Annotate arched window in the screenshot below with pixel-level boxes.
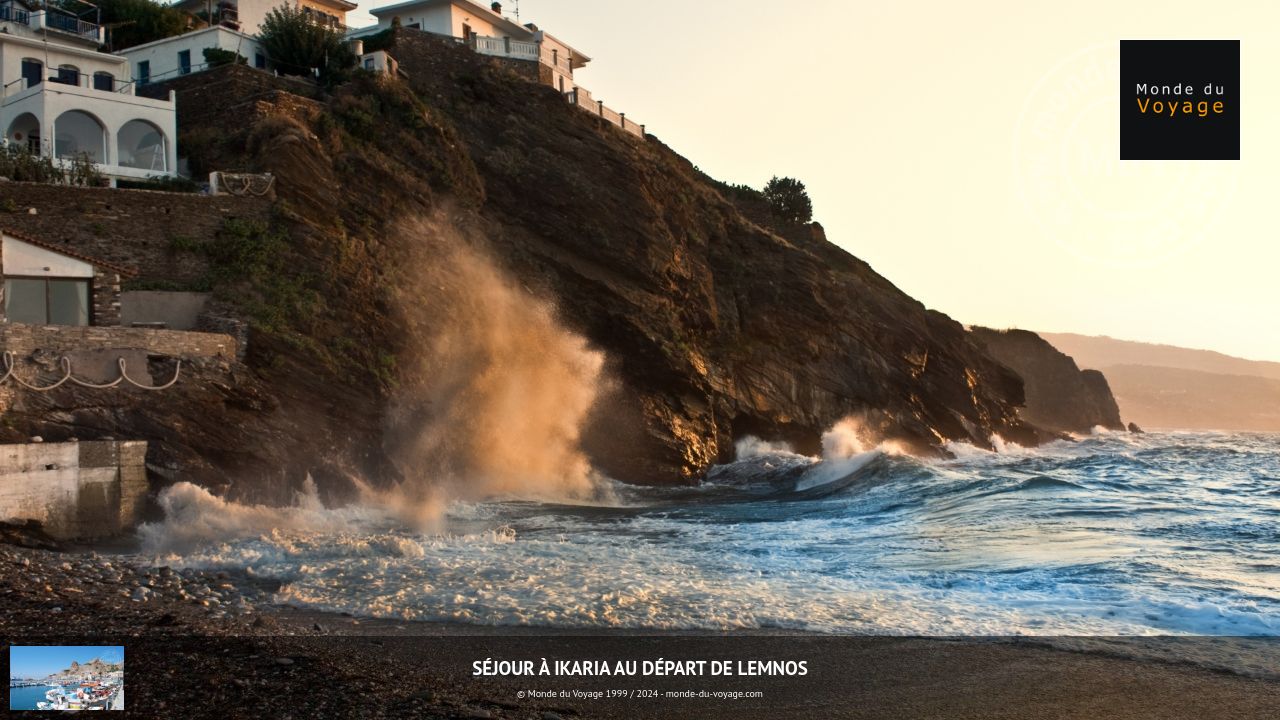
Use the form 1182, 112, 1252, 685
6, 113, 41, 154
93, 72, 114, 92
117, 120, 167, 171
54, 64, 80, 86
54, 110, 106, 163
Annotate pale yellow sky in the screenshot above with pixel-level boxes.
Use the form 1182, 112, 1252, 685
358, 1, 1279, 362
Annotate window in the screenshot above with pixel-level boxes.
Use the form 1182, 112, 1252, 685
20, 59, 42, 88
93, 72, 114, 91
364, 57, 375, 70
4, 278, 90, 326
178, 50, 191, 75
54, 65, 79, 86
254, 53, 266, 69
137, 60, 150, 85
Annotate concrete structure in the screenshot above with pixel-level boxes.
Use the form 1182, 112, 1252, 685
0, 1, 179, 182
359, 48, 398, 75
119, 25, 267, 86
170, 0, 359, 35
0, 440, 147, 539
1, 229, 135, 327
120, 291, 211, 330
362, 0, 590, 94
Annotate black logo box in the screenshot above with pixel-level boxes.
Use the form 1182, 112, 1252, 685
1120, 40, 1239, 160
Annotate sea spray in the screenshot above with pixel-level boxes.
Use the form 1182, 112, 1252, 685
383, 217, 609, 523
142, 215, 612, 549
138, 477, 389, 555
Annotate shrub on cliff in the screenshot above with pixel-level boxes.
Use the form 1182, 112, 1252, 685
203, 47, 247, 68
762, 176, 814, 225
0, 144, 102, 186
259, 6, 356, 84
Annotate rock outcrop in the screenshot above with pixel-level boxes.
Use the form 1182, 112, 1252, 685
2, 35, 1072, 497
969, 327, 1124, 434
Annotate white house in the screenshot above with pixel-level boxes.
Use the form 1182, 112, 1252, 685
0, 0, 179, 181
169, 0, 358, 35
363, 0, 590, 94
0, 228, 134, 327
120, 25, 267, 85
115, 0, 359, 85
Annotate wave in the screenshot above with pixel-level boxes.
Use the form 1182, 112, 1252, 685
134, 429, 1280, 657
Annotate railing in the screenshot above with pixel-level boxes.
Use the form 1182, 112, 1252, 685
43, 9, 98, 39
569, 88, 644, 139
0, 4, 31, 25
472, 35, 540, 61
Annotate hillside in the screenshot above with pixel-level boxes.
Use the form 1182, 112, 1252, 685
1040, 333, 1280, 431
1041, 333, 1280, 381
1095, 365, 1280, 431
1, 30, 1066, 502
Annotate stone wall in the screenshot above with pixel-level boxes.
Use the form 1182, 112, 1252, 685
0, 440, 148, 540
0, 323, 237, 361
91, 268, 123, 327
138, 63, 321, 127
0, 182, 270, 284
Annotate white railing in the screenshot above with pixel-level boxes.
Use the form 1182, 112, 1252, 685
473, 35, 541, 62
568, 88, 644, 139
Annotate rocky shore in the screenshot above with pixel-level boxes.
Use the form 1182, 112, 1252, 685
4, 543, 1279, 720
0, 544, 562, 719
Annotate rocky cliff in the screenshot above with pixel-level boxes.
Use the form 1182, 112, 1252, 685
2, 32, 1068, 500
969, 327, 1124, 434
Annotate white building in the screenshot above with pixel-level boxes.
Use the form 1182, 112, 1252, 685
0, 0, 178, 181
115, 0, 358, 85
120, 25, 267, 85
363, 0, 590, 94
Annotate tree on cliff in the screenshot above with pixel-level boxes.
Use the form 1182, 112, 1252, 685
96, 0, 189, 52
762, 176, 814, 224
259, 6, 356, 84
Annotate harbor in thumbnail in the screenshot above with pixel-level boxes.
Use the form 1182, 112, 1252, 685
9, 646, 124, 711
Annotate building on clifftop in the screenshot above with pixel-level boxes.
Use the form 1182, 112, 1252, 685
360, 0, 590, 95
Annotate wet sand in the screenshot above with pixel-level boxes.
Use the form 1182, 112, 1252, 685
1, 544, 1277, 719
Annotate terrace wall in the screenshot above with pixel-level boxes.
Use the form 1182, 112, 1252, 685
0, 440, 147, 539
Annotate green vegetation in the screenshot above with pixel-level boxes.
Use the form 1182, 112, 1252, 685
360, 27, 396, 53
258, 6, 356, 85
203, 47, 248, 68
96, 0, 189, 52
762, 176, 814, 225
0, 144, 104, 186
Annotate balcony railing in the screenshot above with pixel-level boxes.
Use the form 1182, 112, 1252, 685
43, 9, 98, 39
472, 35, 541, 62
0, 4, 31, 25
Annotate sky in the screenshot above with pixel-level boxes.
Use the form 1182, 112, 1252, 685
352, 1, 1278, 362
9, 646, 124, 678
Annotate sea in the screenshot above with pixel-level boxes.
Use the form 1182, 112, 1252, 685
9, 685, 53, 711
140, 431, 1279, 641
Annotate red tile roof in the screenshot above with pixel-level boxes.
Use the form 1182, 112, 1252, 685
0, 227, 139, 278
